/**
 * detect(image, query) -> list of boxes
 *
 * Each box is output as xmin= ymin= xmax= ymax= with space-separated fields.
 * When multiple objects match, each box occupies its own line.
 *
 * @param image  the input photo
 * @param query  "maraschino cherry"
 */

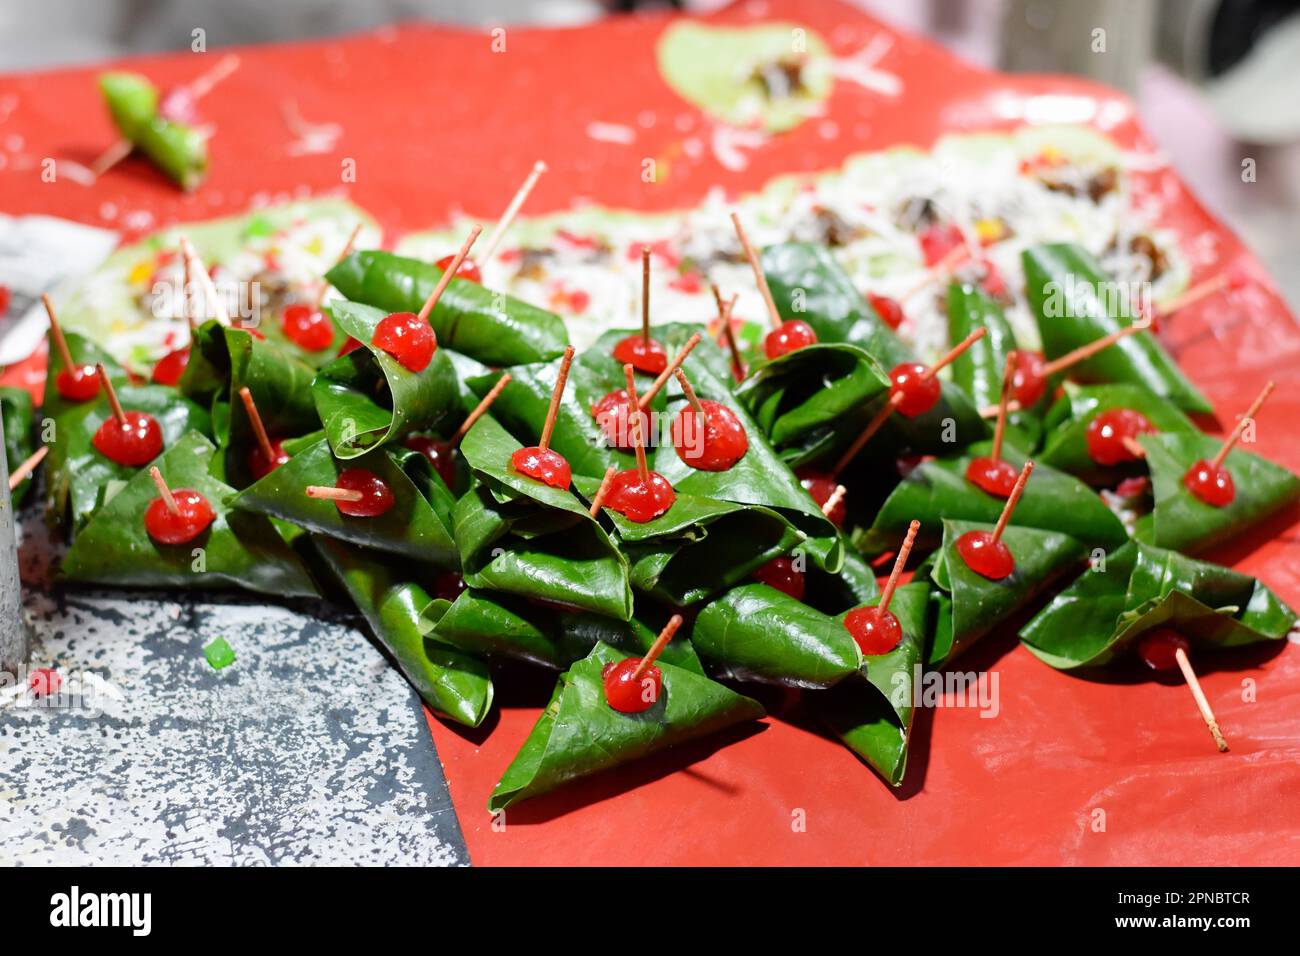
xmin=612 ymin=247 xmax=668 ymax=374
xmin=1135 ymin=627 xmax=1229 ymax=753
xmin=239 ymin=387 xmax=291 ymax=480
xmin=306 ymin=468 xmax=396 ymax=517
xmin=867 ymin=292 xmax=905 ymax=330
xmin=433 ymin=570 xmax=467 ymax=602
xmin=593 ymin=333 xmax=701 ymax=449
xmin=281 ymin=303 xmax=335 ymax=351
xmin=918 ymin=223 xmax=965 ymax=267
xmin=797 ymin=469 xmax=847 ymax=526
xmin=966 ymin=353 xmax=1020 ymax=498
xmin=151 ymin=345 xmax=190 ymax=385
xmin=91 ymin=365 xmax=163 ymax=467
xmin=845 ymin=519 xmax=920 ymax=655
xmin=434 ymin=254 xmax=483 ymax=284
xmin=602 ymin=614 xmax=682 ymax=713
xmin=606 ymin=364 xmax=676 ymax=522
xmin=670 ymin=368 xmax=748 ymax=471
xmin=512 ymin=346 xmax=575 ymax=489
xmin=753 ymin=555 xmax=806 ymax=600
xmin=405 ymin=372 xmax=512 ymax=486
xmin=435 ymin=160 xmax=547 ymax=286
xmin=43 ymin=294 xmax=99 ymax=402
xmin=1086 ymin=408 xmax=1156 ymax=466
xmin=144 ymin=466 xmax=216 ymax=545
xmin=955 ymin=460 xmax=1034 ymax=581
xmin=732 ymin=211 xmax=819 ymax=359
xmin=1183 ymin=380 xmax=1275 ymax=508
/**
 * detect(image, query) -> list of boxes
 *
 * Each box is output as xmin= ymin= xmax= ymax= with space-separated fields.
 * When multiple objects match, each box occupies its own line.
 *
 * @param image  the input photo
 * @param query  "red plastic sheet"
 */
xmin=3 ymin=0 xmax=1298 ymax=865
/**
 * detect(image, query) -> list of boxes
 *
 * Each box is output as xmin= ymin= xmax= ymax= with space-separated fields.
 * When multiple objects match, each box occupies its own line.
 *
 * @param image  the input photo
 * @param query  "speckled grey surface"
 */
xmin=0 ymin=509 xmax=469 ymax=866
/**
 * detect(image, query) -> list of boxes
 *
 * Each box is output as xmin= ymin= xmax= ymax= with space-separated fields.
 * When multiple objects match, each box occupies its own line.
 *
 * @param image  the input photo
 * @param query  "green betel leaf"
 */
xmin=1137 ymin=431 xmax=1300 ymax=555
xmin=232 ymin=437 xmax=457 ymax=564
xmin=691 ymin=583 xmax=863 ymax=687
xmin=426 ymin=588 xmax=703 ymax=672
xmin=1020 ymin=541 xmax=1296 ymax=670
xmin=312 ymin=300 xmax=461 ymax=459
xmin=100 ymin=72 xmax=206 ymax=191
xmin=1022 ymin=243 xmax=1211 ymax=413
xmin=46 ymin=382 xmax=212 ymax=533
xmin=1 ymin=386 xmax=36 ymax=507
xmin=60 ymin=431 xmax=316 ymax=596
xmin=452 ymin=485 xmax=634 ymax=621
xmin=1037 ymin=383 xmax=1199 ymax=486
xmin=814 ymin=580 xmax=931 ymax=787
xmin=488 ymin=641 xmax=764 ymax=811
xmin=180 ymin=321 xmax=320 ymax=486
xmin=865 ymin=440 xmax=1128 ymax=554
xmin=736 ymin=341 xmax=890 ymax=464
xmin=325 ymin=250 xmax=569 ymax=366
xmin=928 ymin=519 xmax=1086 ymax=666
xmin=312 ymin=536 xmax=493 ymax=727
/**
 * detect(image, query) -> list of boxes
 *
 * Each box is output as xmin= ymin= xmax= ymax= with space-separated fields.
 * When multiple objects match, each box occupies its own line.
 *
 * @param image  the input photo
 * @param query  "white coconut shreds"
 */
xmin=397 ymin=124 xmax=1189 ymax=363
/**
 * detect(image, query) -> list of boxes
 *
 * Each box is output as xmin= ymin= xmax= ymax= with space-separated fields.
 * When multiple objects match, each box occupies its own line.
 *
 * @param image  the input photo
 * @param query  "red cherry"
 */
xmin=371 ymin=312 xmax=436 ymax=372
xmin=151 ymin=346 xmax=190 ymax=386
xmin=955 ymin=529 xmax=1015 ymax=580
xmin=28 ymin=667 xmax=60 ymax=697
xmin=763 ymin=319 xmax=817 ymax=359
xmin=797 ymin=468 xmax=845 ymax=526
xmin=965 ymin=456 xmax=1019 ymax=498
xmin=433 ymin=570 xmax=467 ymax=603
xmin=405 ymin=434 xmax=456 ymax=485
xmin=511 ymin=446 xmax=572 ymax=489
xmin=1085 ymin=408 xmax=1156 ymax=466
xmin=92 ymin=411 xmax=163 ymax=467
xmin=337 ymin=336 xmax=363 ymax=357
xmin=843 ymin=606 xmax=903 ymax=655
xmin=248 ymin=438 xmax=291 ymax=480
xmin=888 ymin=362 xmax=942 ymax=418
xmin=753 ymin=556 xmax=806 ymax=600
xmin=606 ymin=468 xmax=675 ymax=522
xmin=592 ymin=389 xmax=648 ymax=451
xmin=281 ymin=303 xmax=335 ymax=351
xmin=978 ymin=259 xmax=1006 ymax=298
xmin=919 ymin=223 xmax=965 ymax=266
xmin=144 ymin=488 xmax=216 ymax=544
xmin=436 ymin=253 xmax=483 ymax=284
xmin=601 ymin=657 xmax=662 ymax=713
xmin=671 ymin=400 xmax=748 ymax=471
xmin=612 ymin=335 xmax=668 ymax=374
xmin=1136 ymin=628 xmax=1190 ymax=671
xmin=1008 ymin=349 xmax=1047 ymax=408
xmin=1183 ymin=459 xmax=1235 ymax=507
xmin=867 ymin=293 xmax=905 ymax=330
xmin=56 ymin=364 xmax=101 ymax=402
xmin=333 ymin=468 xmax=396 ymax=517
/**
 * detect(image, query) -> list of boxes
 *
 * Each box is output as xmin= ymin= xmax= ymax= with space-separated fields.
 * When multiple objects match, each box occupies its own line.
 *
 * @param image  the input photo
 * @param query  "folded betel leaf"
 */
xmin=814 ymin=580 xmax=931 ymax=787
xmin=427 ymin=587 xmax=703 ymax=672
xmin=1 ymin=386 xmax=36 ymax=507
xmin=232 ymin=437 xmax=457 ymax=563
xmin=758 ymin=242 xmax=988 ymax=452
xmin=648 ymin=360 xmax=844 ymax=571
xmin=312 ymin=301 xmax=460 ymax=459
xmin=1022 ymin=243 xmax=1211 ymax=413
xmin=60 ymin=431 xmax=316 ymax=596
xmin=946 ymin=281 xmax=1042 ymax=449
xmin=179 ymin=321 xmax=319 ymax=486
xmin=691 ymin=583 xmax=863 ymax=688
xmin=46 ymin=382 xmax=212 ymax=534
xmin=311 ymin=536 xmax=492 ymax=727
xmin=864 ymin=440 xmax=1128 ymax=555
xmin=1038 ymin=383 xmax=1198 ymax=486
xmin=325 ymin=249 xmax=569 ymax=366
xmin=488 ymin=641 xmax=764 ymax=811
xmin=735 ymin=341 xmax=891 ymax=467
xmin=1134 ymin=431 xmax=1300 ymax=555
xmin=1020 ymin=541 xmax=1296 ymax=670
xmin=575 ymin=473 xmax=805 ymax=605
xmin=99 ymin=72 xmax=207 ymax=191
xmin=927 ymin=519 xmax=1087 ymax=667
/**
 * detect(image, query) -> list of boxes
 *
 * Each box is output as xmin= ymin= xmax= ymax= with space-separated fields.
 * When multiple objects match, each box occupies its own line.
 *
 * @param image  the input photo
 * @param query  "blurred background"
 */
xmin=2 ymin=0 xmax=1298 ymax=305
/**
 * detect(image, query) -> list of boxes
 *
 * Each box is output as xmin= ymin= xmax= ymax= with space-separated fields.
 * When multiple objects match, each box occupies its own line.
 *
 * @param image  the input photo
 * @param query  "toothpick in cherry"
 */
xmin=405 ymin=372 xmax=513 ymax=486
xmin=670 ymin=367 xmax=748 ymax=471
xmin=144 ymin=465 xmax=215 ymax=545
xmin=43 ymin=293 xmax=100 ymax=402
xmin=1184 ymin=380 xmax=1275 ymax=507
xmin=612 ymin=247 xmax=668 ymax=374
xmin=511 ymin=346 xmax=575 ymax=489
xmin=280 ymin=222 xmax=363 ymax=352
xmin=955 ymin=460 xmax=1033 ymax=581
xmin=436 ymin=160 xmax=547 ymax=283
xmin=306 ymin=469 xmax=395 ymax=517
xmin=604 ymin=364 xmax=676 ymax=522
xmin=732 ymin=212 xmax=818 ymax=359
xmin=965 ymin=353 xmax=1021 ymax=498
xmin=844 ymin=519 xmax=920 ymax=655
xmin=602 ymin=615 xmax=683 ymax=713
xmin=1135 ymin=629 xmax=1229 ymax=752
xmin=91 ymin=364 xmax=164 ymax=467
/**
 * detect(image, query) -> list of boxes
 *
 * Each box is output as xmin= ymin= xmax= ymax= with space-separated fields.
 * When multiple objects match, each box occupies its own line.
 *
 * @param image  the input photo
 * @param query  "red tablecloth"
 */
xmin=4 ymin=0 xmax=1298 ymax=866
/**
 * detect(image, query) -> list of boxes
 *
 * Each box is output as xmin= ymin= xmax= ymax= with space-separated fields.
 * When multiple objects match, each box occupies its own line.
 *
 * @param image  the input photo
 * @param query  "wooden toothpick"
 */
xmin=149 ymin=466 xmax=179 ymax=515
xmin=451 ymin=373 xmax=512 ymax=447
xmin=820 ymin=484 xmax=847 ymax=519
xmin=479 ymin=160 xmax=547 ymax=262
xmin=420 ymin=224 xmax=482 ymax=323
xmin=641 ymin=246 xmax=652 ymax=344
xmin=96 ymin=364 xmax=126 ymax=425
xmin=638 ymin=333 xmax=702 ymax=409
xmin=923 ymin=327 xmax=986 ymax=381
xmin=238 ymin=387 xmax=276 ymax=466
xmin=991 ymin=460 xmax=1034 ymax=544
xmin=41 ymin=293 xmax=76 ymax=373
xmin=1210 ymin=380 xmax=1275 ymax=470
xmin=1041 ymin=324 xmax=1142 ymax=377
xmin=179 ymin=237 xmax=231 ymax=327
xmin=674 ymin=369 xmax=709 ymax=427
xmin=991 ymin=352 xmax=1015 ymax=463
xmin=831 ymin=391 xmax=905 ymax=478
xmin=631 ymin=614 xmax=684 ymax=682
xmin=8 ymin=445 xmax=48 ymax=492
xmin=712 ymin=287 xmax=745 ymax=381
xmin=624 ymin=364 xmax=650 ymax=482
xmin=730 ymin=212 xmax=782 ymax=331
xmin=1174 ymin=645 xmax=1229 ymax=753
xmin=878 ymin=520 xmax=920 ymax=615
xmin=539 ymin=347 xmax=575 ymax=453
xmin=306 ymin=485 xmax=364 ymax=502
xmin=589 ymin=465 xmax=618 ymax=518
xmin=314 ymin=222 xmax=364 ymax=311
